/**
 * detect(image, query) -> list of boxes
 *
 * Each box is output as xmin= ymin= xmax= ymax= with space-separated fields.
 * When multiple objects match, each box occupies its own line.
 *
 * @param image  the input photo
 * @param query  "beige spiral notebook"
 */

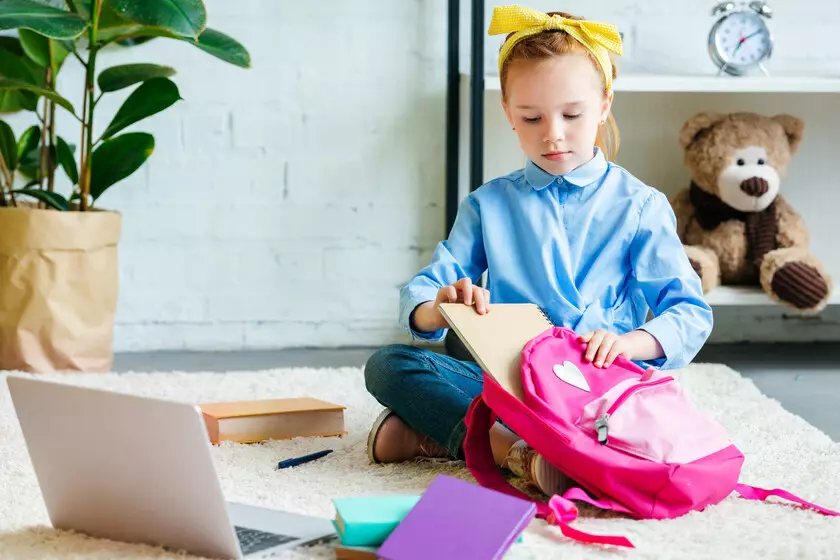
xmin=438 ymin=302 xmax=554 ymax=401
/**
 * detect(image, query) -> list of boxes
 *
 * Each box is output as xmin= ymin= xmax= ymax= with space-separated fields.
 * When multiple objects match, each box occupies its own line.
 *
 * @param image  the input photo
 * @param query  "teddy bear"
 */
xmin=670 ymin=111 xmax=832 ymax=314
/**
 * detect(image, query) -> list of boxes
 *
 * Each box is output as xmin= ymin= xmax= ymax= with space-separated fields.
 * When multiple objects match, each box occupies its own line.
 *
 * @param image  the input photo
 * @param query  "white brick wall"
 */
xmin=4 ymin=0 xmax=837 ymax=351
xmin=476 ymin=1 xmax=840 ymax=75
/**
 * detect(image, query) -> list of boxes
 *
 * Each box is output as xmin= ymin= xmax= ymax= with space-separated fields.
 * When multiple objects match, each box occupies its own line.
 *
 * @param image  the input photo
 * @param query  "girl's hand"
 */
xmin=577 ymin=329 xmax=664 ymax=368
xmin=411 ymin=278 xmax=490 ymax=333
xmin=578 ymin=329 xmax=633 ymax=368
xmin=434 ymin=277 xmax=490 ymax=315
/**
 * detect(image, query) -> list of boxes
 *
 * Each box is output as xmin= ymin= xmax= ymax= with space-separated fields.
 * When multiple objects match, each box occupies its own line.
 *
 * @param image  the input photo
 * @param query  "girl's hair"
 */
xmin=499 ymin=11 xmax=620 ymax=161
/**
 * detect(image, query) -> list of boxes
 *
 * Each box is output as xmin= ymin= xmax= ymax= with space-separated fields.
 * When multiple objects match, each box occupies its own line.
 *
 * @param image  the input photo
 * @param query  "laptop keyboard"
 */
xmin=234 ymin=525 xmax=298 ymax=555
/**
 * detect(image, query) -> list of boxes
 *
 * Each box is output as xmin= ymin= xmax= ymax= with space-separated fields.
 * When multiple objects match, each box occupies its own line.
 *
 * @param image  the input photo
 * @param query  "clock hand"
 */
xmin=731 ymin=29 xmax=763 ymax=56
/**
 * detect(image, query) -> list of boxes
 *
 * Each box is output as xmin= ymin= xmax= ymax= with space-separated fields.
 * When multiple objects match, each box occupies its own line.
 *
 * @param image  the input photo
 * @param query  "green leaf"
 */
xmin=17 ymin=29 xmax=49 ymax=65
xmin=190 ymin=27 xmax=249 ymax=69
xmin=115 ymin=35 xmax=154 ymax=46
xmin=0 ymin=50 xmax=38 ymax=112
xmin=97 ymin=62 xmax=175 ymax=92
xmin=0 ymin=119 xmax=17 ymax=170
xmin=16 ymin=124 xmax=40 ymax=179
xmin=18 ymin=28 xmax=70 ymax=72
xmin=0 ymin=0 xmax=88 ymax=40
xmin=98 ymin=24 xmax=250 ymax=69
xmin=0 ymin=46 xmax=37 ymax=83
xmin=12 ymin=187 xmax=69 ymax=210
xmin=97 ymin=23 xmax=161 ymax=44
xmin=65 ymin=0 xmax=89 ymax=18
xmin=55 ymin=135 xmax=76 ymax=183
xmin=17 ymin=146 xmax=50 ymax=181
xmin=16 ymin=124 xmax=39 ymax=160
xmin=101 ymin=77 xmax=180 ymax=140
xmin=0 ymin=37 xmax=45 ymax=88
xmin=0 ymin=78 xmax=75 ymax=113
xmin=89 ymin=132 xmax=154 ymax=200
xmin=106 ymin=0 xmax=206 ymax=39
xmin=0 ymin=36 xmax=26 ymax=56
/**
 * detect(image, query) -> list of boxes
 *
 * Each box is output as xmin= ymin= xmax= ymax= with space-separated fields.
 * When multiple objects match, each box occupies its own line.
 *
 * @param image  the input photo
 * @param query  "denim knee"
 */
xmin=364 ymin=344 xmax=422 ymax=403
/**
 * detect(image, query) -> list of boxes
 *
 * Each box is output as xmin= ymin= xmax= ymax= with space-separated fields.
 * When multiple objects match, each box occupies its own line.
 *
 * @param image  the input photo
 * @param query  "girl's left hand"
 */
xmin=578 ymin=329 xmax=633 ymax=368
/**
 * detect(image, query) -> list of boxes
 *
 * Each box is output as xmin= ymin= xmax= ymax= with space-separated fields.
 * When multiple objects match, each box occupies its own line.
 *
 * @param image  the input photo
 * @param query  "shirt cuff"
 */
xmin=637 ymin=315 xmax=684 ymax=370
xmin=400 ymin=288 xmax=447 ymax=342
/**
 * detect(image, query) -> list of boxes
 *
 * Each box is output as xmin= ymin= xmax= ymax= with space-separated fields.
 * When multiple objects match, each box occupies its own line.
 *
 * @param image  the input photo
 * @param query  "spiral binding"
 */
xmin=537 ymin=306 xmax=554 ymax=327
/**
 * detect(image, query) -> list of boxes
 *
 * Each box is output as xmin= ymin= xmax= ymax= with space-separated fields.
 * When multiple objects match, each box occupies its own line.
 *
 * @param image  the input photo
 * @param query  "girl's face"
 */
xmin=502 ymin=54 xmax=612 ymax=176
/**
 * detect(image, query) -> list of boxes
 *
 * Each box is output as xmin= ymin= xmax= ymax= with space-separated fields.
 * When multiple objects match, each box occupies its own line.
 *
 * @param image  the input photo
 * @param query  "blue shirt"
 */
xmin=399 ymin=148 xmax=713 ymax=370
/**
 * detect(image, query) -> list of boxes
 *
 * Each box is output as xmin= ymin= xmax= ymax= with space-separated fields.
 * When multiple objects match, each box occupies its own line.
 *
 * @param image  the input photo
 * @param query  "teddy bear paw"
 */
xmin=770 ymin=261 xmax=830 ymax=311
xmin=688 ymin=258 xmax=703 ymax=277
xmin=683 ymin=245 xmax=720 ymax=293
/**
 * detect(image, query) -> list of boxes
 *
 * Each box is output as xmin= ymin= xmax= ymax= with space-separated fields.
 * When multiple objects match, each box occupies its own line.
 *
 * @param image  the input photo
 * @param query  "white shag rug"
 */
xmin=0 ymin=364 xmax=838 ymax=560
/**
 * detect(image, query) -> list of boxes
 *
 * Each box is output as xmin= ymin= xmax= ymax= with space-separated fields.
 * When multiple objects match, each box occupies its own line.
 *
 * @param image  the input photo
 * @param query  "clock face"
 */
xmin=712 ymin=11 xmax=772 ymax=69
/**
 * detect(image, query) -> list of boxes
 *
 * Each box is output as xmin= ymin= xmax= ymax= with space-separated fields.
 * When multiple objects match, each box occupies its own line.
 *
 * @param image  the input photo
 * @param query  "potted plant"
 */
xmin=0 ymin=0 xmax=250 ymax=372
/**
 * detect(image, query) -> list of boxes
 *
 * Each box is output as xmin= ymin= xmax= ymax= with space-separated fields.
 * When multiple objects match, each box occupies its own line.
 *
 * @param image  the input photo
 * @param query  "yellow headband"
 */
xmin=488 ymin=5 xmax=623 ymax=91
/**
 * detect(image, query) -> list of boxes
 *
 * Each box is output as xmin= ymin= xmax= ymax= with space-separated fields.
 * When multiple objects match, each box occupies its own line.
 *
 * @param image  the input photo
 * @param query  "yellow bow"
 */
xmin=488 ymin=5 xmax=623 ymax=91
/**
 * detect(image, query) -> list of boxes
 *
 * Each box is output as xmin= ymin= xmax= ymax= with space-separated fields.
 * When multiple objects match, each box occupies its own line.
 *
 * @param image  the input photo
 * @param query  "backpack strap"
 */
xmin=735 ymin=483 xmax=840 ymax=516
xmin=464 ymin=394 xmax=635 ymax=548
xmin=561 ymin=487 xmax=636 ymax=516
xmin=546 ymin=495 xmax=637 ymax=548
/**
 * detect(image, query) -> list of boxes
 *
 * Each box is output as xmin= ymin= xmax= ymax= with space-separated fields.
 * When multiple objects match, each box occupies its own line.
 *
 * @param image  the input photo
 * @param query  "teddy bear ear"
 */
xmin=771 ymin=114 xmax=804 ymax=154
xmin=679 ymin=112 xmax=726 ymax=149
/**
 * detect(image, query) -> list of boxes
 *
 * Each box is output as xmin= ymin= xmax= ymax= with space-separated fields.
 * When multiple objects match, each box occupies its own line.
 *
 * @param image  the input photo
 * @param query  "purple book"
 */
xmin=375 ymin=474 xmax=536 ymax=560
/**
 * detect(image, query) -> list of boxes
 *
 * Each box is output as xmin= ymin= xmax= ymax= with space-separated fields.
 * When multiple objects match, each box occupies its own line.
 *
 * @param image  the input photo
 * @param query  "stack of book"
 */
xmin=331 ymin=474 xmax=535 ymax=559
xmin=331 ymin=495 xmax=420 ymax=559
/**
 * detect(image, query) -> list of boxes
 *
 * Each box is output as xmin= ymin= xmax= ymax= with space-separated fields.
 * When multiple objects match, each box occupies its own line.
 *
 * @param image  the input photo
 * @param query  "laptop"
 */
xmin=6 ymin=375 xmax=337 ymax=559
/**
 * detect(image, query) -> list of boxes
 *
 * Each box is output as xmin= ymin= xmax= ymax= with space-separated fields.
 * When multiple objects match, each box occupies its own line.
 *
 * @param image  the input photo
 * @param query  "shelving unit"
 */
xmin=704 ymin=285 xmax=840 ymax=307
xmin=444 ymin=1 xmax=840 ymax=339
xmin=478 ymin=73 xmax=840 ymax=93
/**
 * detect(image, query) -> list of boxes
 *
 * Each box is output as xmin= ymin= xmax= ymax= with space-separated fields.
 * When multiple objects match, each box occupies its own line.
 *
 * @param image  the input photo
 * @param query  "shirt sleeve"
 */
xmin=629 ymin=189 xmax=713 ymax=369
xmin=399 ymin=194 xmax=488 ymax=341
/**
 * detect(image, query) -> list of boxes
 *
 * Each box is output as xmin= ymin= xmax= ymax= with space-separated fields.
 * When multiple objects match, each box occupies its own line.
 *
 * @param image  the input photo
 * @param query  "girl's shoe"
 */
xmin=504 ymin=439 xmax=572 ymax=497
xmin=367 ymin=408 xmax=453 ymax=464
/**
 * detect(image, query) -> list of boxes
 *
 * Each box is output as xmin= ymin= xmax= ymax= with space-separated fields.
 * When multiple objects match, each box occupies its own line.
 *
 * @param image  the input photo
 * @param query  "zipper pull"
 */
xmin=594 ymin=414 xmax=609 ymax=445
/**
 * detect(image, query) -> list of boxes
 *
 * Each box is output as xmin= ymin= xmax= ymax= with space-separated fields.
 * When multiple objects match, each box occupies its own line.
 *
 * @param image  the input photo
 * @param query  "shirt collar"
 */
xmin=524 ymin=147 xmax=608 ymax=191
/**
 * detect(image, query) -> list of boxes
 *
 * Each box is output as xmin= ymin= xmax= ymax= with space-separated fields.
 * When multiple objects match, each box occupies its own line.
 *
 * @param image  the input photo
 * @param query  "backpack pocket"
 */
xmin=576 ymin=376 xmax=731 ymax=464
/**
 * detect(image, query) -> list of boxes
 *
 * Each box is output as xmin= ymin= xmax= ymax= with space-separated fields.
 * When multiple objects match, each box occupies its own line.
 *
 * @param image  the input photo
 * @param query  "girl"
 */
xmin=364 ymin=5 xmax=713 ymax=496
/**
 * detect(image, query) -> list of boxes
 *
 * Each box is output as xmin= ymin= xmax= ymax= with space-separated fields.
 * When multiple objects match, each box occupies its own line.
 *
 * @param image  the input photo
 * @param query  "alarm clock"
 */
xmin=708 ymin=1 xmax=774 ymax=76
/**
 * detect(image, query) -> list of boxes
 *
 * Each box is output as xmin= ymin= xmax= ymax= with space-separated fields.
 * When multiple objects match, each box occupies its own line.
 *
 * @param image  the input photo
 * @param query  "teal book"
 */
xmin=331 ymin=495 xmax=421 ymax=547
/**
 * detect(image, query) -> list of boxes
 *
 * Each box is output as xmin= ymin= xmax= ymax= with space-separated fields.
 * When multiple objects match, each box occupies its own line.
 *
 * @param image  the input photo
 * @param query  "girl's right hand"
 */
xmin=411 ymin=277 xmax=491 ymax=333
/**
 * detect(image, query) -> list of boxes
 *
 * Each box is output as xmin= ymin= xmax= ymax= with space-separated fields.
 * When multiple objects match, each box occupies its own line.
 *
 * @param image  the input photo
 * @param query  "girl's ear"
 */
xmin=600 ymin=90 xmax=614 ymax=123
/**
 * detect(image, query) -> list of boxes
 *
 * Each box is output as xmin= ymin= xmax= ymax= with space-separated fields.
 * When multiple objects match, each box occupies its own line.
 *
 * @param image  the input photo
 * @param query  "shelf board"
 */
xmin=470 ymin=73 xmax=840 ymax=93
xmin=703 ymin=285 xmax=840 ymax=306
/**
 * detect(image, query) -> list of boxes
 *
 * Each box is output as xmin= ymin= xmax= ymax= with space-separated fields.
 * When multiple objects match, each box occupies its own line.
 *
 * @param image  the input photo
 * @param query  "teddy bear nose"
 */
xmin=740 ymin=177 xmax=769 ymax=197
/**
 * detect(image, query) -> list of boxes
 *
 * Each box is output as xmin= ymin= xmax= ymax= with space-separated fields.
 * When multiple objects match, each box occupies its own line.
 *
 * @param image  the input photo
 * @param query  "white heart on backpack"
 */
xmin=553 ymin=361 xmax=591 ymax=392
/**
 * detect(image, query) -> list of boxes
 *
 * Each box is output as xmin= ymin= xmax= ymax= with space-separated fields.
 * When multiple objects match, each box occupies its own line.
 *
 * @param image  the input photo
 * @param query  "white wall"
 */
xmin=4 ymin=1 xmax=838 ymax=351
xmin=5 ymin=0 xmax=449 ymax=351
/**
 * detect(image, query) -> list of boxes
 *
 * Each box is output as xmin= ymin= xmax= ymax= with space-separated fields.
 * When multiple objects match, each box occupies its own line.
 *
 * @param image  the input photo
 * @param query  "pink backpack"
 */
xmin=464 ymin=326 xmax=839 ymax=548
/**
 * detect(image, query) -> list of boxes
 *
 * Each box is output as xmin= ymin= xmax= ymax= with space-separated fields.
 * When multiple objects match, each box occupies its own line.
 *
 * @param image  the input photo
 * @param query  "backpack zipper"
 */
xmin=594 ymin=376 xmax=674 ymax=445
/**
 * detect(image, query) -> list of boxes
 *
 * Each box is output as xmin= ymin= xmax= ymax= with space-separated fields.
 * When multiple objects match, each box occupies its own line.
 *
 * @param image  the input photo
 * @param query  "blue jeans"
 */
xmin=364 ymin=343 xmax=483 ymax=459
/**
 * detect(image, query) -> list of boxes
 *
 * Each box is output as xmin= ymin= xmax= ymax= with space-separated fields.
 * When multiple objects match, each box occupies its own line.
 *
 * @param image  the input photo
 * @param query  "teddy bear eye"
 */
xmin=737 ymin=159 xmax=745 ymax=166
xmin=758 ymin=158 xmax=765 ymax=165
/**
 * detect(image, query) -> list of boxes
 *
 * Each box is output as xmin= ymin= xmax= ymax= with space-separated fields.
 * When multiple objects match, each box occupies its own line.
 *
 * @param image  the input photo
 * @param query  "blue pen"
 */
xmin=277 ymin=449 xmax=333 ymax=469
